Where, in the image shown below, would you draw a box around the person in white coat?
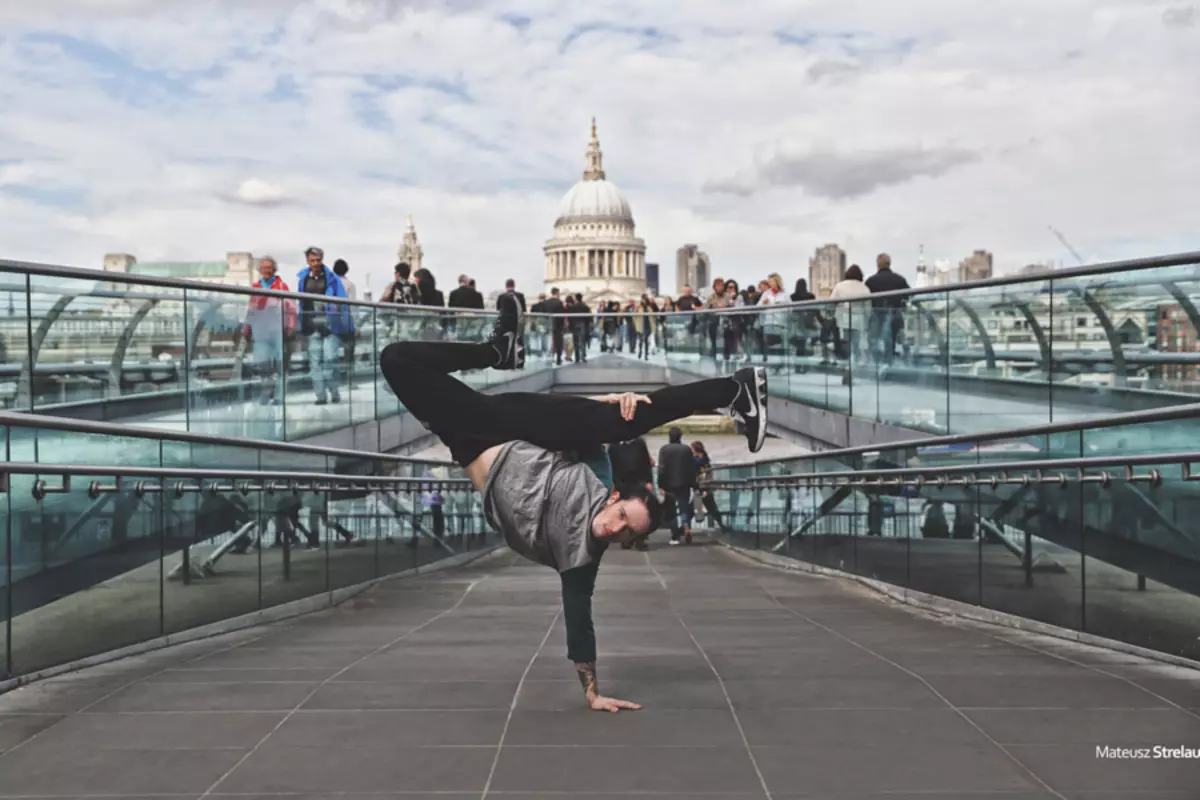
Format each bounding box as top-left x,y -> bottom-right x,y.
829,264 -> 872,374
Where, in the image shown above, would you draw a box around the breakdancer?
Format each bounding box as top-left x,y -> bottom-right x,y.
379,294 -> 767,712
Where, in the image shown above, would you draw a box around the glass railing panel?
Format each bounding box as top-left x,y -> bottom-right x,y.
224,282 -> 293,440
159,440 -> 265,633
282,291 -> 357,441
1,425 -> 9,678
8,468 -> 164,676
975,433 -> 1084,634
869,294 -> 951,435
1044,265 -> 1200,422
325,453 -> 383,592
0,271 -> 32,414
947,281 -> 1053,433
1081,459 -> 1200,660
27,274 -> 187,419
183,285 -> 277,441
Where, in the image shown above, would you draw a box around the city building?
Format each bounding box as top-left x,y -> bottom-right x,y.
542,119 -> 647,304
1157,303 -> 1198,384
960,249 -> 994,282
675,245 -> 710,294
645,262 -> 660,296
101,252 -> 255,288
398,214 -> 424,271
808,244 -> 846,297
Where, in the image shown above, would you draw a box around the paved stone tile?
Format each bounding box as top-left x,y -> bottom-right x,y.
0,678 -> 132,714
505,708 -> 743,746
146,667 -> 337,684
334,654 -> 534,682
892,653 -> 1098,677
185,645 -> 378,670
966,708 -> 1200,745
707,651 -> 903,679
89,680 -> 319,712
0,713 -> 63,751
31,711 -> 283,750
303,680 -> 518,710
527,653 -> 716,682
215,742 -> 494,794
737,708 -> 983,745
487,745 -> 764,793
753,742 -> 1038,794
923,675 -> 1171,709
1006,744 -> 1200,792
724,676 -> 944,709
271,709 -> 507,746
0,747 -> 245,795
518,678 -> 729,710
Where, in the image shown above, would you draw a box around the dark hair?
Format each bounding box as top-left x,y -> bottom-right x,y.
413,268 -> 436,291
615,483 -> 663,534
333,259 -> 348,276
395,262 -> 411,279
845,264 -> 864,281
505,278 -> 515,288
691,440 -> 707,455
668,426 -> 683,443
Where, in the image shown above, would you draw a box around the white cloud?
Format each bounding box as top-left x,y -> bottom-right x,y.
1,0 -> 1199,297
228,178 -> 291,207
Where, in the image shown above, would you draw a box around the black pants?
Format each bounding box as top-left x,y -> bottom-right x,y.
380,340 -> 738,467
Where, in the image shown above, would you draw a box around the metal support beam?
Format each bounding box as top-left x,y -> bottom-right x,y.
1079,289 -> 1128,388
910,299 -> 948,365
106,298 -> 161,399
1013,301 -> 1052,371
16,293 -> 79,408
953,297 -> 997,371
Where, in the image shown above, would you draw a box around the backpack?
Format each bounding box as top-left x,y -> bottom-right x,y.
389,279 -> 419,305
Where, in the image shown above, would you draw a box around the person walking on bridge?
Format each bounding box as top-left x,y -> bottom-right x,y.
379,295 -> 768,713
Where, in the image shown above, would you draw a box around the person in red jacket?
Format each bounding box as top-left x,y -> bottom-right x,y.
245,256 -> 296,404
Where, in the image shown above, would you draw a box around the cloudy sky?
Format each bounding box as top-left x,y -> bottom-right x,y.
1,0 -> 1197,297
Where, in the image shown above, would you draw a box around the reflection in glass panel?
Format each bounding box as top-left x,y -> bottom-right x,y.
27,273 -> 187,418
978,434 -> 1084,634
947,281 -> 1052,433
1082,461 -> 1200,660
8,472 -> 163,675
0,270 -> 31,414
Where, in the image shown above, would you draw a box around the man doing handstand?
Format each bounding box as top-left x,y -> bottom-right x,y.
379,294 -> 767,712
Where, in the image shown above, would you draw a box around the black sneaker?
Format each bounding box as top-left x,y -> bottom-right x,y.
728,367 -> 767,453
491,292 -> 524,370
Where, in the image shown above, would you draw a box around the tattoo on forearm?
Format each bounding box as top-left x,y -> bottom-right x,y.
576,662 -> 598,697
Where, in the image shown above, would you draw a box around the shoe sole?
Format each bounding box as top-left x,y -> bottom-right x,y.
750,366 -> 767,453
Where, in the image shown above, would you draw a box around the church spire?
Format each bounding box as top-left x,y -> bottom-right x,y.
583,117 -> 606,181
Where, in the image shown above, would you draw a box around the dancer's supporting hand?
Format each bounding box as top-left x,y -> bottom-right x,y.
590,694 -> 643,713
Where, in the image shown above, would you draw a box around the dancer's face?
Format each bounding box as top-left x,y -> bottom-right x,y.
591,496 -> 652,542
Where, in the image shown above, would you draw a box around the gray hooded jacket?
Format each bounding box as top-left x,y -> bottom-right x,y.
483,441 -> 610,572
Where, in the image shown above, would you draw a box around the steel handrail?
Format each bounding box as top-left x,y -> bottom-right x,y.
708,450 -> 1200,487
718,401 -> 1200,470
0,461 -> 474,498
0,410 -> 457,467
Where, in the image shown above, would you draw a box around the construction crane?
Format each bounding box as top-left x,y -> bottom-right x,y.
1048,225 -> 1086,266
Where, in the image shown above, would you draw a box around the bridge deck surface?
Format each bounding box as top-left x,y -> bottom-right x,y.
2,536 -> 1199,798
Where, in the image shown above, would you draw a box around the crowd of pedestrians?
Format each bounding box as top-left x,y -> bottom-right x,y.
240,245 -> 915,411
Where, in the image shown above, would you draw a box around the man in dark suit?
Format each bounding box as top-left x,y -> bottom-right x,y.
657,426 -> 698,544
448,275 -> 484,309
498,278 -> 526,312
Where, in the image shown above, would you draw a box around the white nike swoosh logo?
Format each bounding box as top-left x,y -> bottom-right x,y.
742,405 -> 757,418
504,332 -> 514,352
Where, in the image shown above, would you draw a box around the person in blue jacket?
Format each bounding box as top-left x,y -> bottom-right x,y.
296,247 -> 356,405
